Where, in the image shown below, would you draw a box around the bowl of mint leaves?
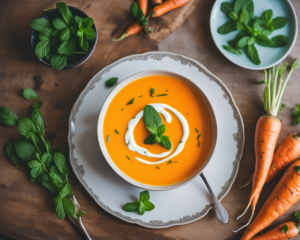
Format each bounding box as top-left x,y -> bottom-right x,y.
210,0 -> 297,70
31,2 -> 97,70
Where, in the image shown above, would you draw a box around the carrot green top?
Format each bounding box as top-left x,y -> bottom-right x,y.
263,59 -> 298,117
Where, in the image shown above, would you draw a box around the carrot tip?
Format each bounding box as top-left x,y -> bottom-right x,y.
113,33 -> 128,42
232,210 -> 255,233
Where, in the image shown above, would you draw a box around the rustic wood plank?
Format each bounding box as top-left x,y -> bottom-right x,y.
1,0 -> 300,239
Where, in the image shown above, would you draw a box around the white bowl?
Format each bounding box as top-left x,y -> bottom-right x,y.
97,70 -> 218,191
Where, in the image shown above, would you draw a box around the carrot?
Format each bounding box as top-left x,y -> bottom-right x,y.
139,0 -> 148,15
151,0 -> 162,6
240,160 -> 300,240
241,133 -> 300,188
251,221 -> 299,240
113,0 -> 148,42
234,59 -> 298,232
151,0 -> 190,17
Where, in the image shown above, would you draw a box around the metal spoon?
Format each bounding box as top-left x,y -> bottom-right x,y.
200,173 -> 228,224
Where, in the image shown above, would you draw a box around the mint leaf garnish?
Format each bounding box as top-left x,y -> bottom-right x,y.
124,191 -> 155,215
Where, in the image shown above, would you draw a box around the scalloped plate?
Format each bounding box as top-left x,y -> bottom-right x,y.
68,52 -> 245,228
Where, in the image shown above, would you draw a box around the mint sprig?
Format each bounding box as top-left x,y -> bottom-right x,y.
124,191 -> 155,215
143,105 -> 172,150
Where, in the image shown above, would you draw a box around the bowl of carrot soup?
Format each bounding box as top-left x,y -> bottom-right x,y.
97,70 -> 217,191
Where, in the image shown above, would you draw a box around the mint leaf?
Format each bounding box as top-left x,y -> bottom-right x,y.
130,3 -> 140,19
139,201 -> 146,215
83,28 -> 96,41
295,211 -> 300,220
41,152 -> 52,166
160,135 -> 172,150
57,38 -> 76,56
157,124 -> 166,136
31,110 -> 45,136
6,143 -> 21,167
56,2 -> 75,26
31,102 -> 43,110
124,201 -> 139,212
0,106 -> 18,126
272,17 -> 288,30
105,77 -> 118,87
50,53 -> 68,70
15,139 -> 37,161
18,118 -> 37,136
59,27 -> 71,41
53,18 -> 68,30
55,197 -> 65,220
82,18 -> 93,30
59,184 -> 71,198
39,32 -> 50,41
54,152 -> 69,179
31,19 -> 53,34
62,197 -> 76,217
49,171 -> 64,187
143,105 -> 162,134
76,211 -> 85,217
38,172 -> 57,194
144,134 -> 156,145
28,160 -> 43,178
79,35 -> 89,51
35,40 -> 51,59
139,191 -> 150,202
144,201 -> 155,211
28,160 -> 41,168
66,189 -> 74,198
23,88 -> 41,100
75,16 -> 83,29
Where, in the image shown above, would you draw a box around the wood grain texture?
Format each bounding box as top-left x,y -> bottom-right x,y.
0,0 -> 300,239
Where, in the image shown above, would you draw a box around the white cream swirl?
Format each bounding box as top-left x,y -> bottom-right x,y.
125,104 -> 189,165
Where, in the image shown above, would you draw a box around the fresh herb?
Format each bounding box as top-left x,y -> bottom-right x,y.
130,3 -> 149,26
197,134 -> 202,141
294,211 -> 300,221
198,142 -> 201,148
167,160 -> 172,165
156,94 -> 168,97
43,7 -> 53,11
282,223 -> 288,233
150,88 -> 155,97
195,128 -> 199,133
124,191 -> 155,215
23,88 -> 41,100
1,89 -> 84,220
126,98 -> 135,105
31,102 -> 43,110
139,95 -> 143,98
126,155 -> 131,160
218,0 -> 288,65
107,135 -> 109,142
105,77 -> 118,87
156,166 -> 160,169
0,106 -> 19,126
143,105 -> 172,150
121,108 -> 124,111
115,129 -> 119,134
292,104 -> 300,125
31,2 -> 96,70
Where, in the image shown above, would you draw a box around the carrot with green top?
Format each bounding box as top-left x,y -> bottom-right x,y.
113,1 -> 148,42
241,133 -> 300,188
240,160 -> 300,240
151,0 -> 190,17
233,59 -> 298,232
251,221 -> 299,240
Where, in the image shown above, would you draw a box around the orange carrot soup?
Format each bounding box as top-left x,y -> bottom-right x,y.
103,75 -> 213,186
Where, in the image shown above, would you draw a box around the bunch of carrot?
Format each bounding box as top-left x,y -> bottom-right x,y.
232,59 -> 300,240
113,0 -> 190,41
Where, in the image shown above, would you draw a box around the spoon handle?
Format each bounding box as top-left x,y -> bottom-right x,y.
200,173 -> 228,224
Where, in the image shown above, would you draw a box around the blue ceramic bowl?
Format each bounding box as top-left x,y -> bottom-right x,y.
210,0 -> 297,70
31,6 -> 97,70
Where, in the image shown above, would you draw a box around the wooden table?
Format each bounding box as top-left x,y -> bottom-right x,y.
1,1 -> 300,239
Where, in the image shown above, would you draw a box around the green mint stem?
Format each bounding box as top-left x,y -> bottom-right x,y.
40,135 -> 49,153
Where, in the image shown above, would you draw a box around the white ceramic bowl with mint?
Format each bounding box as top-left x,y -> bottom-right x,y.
210,0 -> 298,70
97,70 -> 218,191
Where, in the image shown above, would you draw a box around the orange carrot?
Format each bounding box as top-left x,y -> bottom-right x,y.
151,0 -> 190,17
251,221 -> 299,240
234,59 -> 298,232
241,133 -> 300,188
151,0 -> 162,6
240,160 -> 300,240
139,0 -> 148,15
113,0 -> 148,42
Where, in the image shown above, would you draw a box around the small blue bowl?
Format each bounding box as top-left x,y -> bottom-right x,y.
31,6 -> 97,70
210,0 -> 298,70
